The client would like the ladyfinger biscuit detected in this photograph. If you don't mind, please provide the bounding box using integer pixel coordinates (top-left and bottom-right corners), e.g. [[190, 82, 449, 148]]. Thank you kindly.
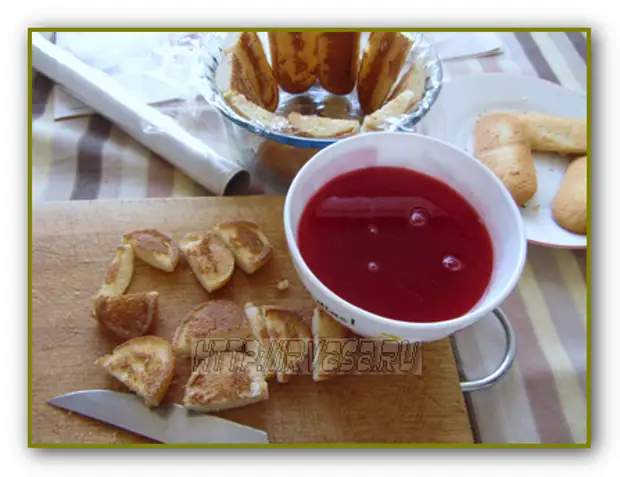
[[357, 32, 414, 115], [230, 55, 262, 108], [552, 156, 587, 234], [474, 112, 538, 206], [387, 57, 426, 103], [512, 113, 587, 154], [316, 32, 361, 95], [268, 32, 319, 94], [230, 32, 279, 112]]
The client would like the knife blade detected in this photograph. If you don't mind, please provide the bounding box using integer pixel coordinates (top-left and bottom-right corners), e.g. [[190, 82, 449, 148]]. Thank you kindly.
[[48, 390, 269, 444]]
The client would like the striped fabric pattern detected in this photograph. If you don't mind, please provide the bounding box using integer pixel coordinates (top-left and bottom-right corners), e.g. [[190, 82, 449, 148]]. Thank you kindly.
[[30, 31, 588, 444], [439, 32, 588, 444]]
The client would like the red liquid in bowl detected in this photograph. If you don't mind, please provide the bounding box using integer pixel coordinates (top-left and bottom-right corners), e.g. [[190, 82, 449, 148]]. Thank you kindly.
[[298, 166, 494, 323]]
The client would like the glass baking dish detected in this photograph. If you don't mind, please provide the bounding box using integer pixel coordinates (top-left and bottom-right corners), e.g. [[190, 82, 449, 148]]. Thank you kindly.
[[200, 32, 444, 183]]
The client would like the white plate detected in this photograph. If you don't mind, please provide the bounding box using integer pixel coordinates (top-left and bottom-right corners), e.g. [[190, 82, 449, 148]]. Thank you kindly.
[[422, 74, 587, 249]]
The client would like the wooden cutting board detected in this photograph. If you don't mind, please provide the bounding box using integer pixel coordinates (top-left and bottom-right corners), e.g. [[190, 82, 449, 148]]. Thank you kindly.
[[31, 196, 472, 445]]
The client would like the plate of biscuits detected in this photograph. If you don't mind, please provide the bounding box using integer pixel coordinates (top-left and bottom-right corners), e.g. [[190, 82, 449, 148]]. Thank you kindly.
[[422, 74, 587, 249], [199, 31, 443, 150]]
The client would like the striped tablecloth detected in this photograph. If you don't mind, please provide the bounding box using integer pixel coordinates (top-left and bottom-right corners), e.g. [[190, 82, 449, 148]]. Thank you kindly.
[[30, 31, 588, 444]]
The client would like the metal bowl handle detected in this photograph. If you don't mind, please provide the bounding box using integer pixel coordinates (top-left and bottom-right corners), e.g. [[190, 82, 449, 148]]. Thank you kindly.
[[460, 308, 517, 393]]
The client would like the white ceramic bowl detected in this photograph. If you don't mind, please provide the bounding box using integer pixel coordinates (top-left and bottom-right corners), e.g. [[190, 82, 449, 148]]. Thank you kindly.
[[283, 132, 527, 343]]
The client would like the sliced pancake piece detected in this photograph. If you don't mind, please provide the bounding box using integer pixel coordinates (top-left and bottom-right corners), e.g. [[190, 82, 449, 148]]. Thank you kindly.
[[263, 306, 311, 383], [93, 291, 158, 342], [172, 300, 251, 358], [214, 220, 273, 275], [183, 351, 268, 413], [96, 336, 175, 407], [361, 90, 417, 132], [244, 302, 276, 379], [179, 232, 235, 293], [312, 306, 350, 382], [122, 229, 180, 272], [287, 112, 360, 138], [97, 244, 134, 297]]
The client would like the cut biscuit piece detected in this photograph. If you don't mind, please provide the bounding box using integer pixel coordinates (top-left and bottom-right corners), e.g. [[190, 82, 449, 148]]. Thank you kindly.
[[97, 244, 134, 297], [288, 112, 360, 139], [96, 336, 175, 407], [361, 90, 417, 132], [223, 91, 292, 132], [386, 57, 426, 103], [183, 351, 268, 413], [122, 229, 180, 273], [263, 306, 311, 384], [179, 232, 235, 293], [214, 220, 272, 275], [230, 32, 279, 112], [244, 302, 276, 379], [172, 300, 251, 358], [93, 291, 158, 342], [357, 32, 414, 114], [312, 306, 350, 382]]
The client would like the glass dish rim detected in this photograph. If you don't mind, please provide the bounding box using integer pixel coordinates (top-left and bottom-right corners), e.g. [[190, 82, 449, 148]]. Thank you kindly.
[[201, 31, 445, 150]]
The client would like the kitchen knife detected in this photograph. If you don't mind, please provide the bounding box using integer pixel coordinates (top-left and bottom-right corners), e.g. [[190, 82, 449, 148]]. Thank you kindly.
[[48, 390, 269, 444]]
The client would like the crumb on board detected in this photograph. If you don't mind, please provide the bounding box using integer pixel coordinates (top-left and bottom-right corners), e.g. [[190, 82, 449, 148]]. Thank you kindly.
[[277, 280, 290, 291]]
